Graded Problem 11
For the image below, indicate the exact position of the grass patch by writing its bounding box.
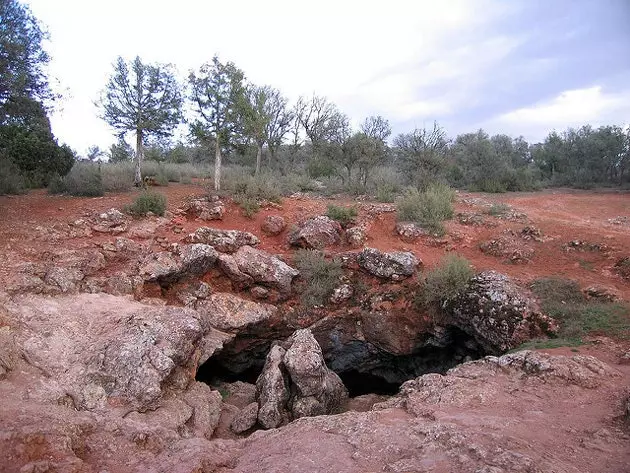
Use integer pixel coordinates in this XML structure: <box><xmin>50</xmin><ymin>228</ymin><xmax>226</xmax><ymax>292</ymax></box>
<box><xmin>529</xmin><ymin>277</ymin><xmax>630</xmax><ymax>343</ymax></box>
<box><xmin>125</xmin><ymin>191</ymin><xmax>167</xmax><ymax>216</ymax></box>
<box><xmin>420</xmin><ymin>254</ymin><xmax>474</xmax><ymax>309</ymax></box>
<box><xmin>293</xmin><ymin>249</ymin><xmax>343</xmax><ymax>307</ymax></box>
<box><xmin>233</xmin><ymin>193</ymin><xmax>260</xmax><ymax>218</ymax></box>
<box><xmin>397</xmin><ymin>183</ymin><xmax>455</xmax><ymax>236</ymax></box>
<box><xmin>325</xmin><ymin>204</ymin><xmax>357</xmax><ymax>227</ymax></box>
<box><xmin>509</xmin><ymin>338</ymin><xmax>583</xmax><ymax>352</ymax></box>
<box><xmin>485</xmin><ymin>202</ymin><xmax>511</xmax><ymax>217</ymax></box>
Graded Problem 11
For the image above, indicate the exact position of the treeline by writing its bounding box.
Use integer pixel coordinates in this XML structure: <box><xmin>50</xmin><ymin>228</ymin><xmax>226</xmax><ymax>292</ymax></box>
<box><xmin>1</xmin><ymin>0</ymin><xmax>629</xmax><ymax>196</ymax></box>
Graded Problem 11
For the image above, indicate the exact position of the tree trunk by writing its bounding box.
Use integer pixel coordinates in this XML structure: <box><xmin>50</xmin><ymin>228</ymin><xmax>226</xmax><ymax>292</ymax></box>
<box><xmin>134</xmin><ymin>130</ymin><xmax>143</xmax><ymax>186</ymax></box>
<box><xmin>214</xmin><ymin>137</ymin><xmax>222</xmax><ymax>191</ymax></box>
<box><xmin>255</xmin><ymin>143</ymin><xmax>263</xmax><ymax>176</ymax></box>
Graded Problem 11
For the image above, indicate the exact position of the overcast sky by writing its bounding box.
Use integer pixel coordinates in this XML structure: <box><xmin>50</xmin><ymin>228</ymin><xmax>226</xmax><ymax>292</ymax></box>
<box><xmin>26</xmin><ymin>0</ymin><xmax>630</xmax><ymax>156</ymax></box>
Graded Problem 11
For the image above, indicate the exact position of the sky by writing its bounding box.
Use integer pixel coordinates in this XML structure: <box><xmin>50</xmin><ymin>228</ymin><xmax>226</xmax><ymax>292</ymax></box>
<box><xmin>25</xmin><ymin>0</ymin><xmax>630</xmax><ymax>157</ymax></box>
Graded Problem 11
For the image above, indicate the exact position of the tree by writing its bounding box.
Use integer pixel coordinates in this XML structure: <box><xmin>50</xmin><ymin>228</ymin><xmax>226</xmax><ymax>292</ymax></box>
<box><xmin>98</xmin><ymin>56</ymin><xmax>183</xmax><ymax>186</ymax></box>
<box><xmin>189</xmin><ymin>56</ymin><xmax>246</xmax><ymax>190</ymax></box>
<box><xmin>393</xmin><ymin>122</ymin><xmax>449</xmax><ymax>188</ymax></box>
<box><xmin>86</xmin><ymin>145</ymin><xmax>105</xmax><ymax>162</ymax></box>
<box><xmin>360</xmin><ymin>115</ymin><xmax>391</xmax><ymax>143</ymax></box>
<box><xmin>108</xmin><ymin>138</ymin><xmax>133</xmax><ymax>163</ymax></box>
<box><xmin>341</xmin><ymin>132</ymin><xmax>386</xmax><ymax>186</ymax></box>
<box><xmin>295</xmin><ymin>94</ymin><xmax>350</xmax><ymax>148</ymax></box>
<box><xmin>264</xmin><ymin>88</ymin><xmax>293</xmax><ymax>168</ymax></box>
<box><xmin>0</xmin><ymin>0</ymin><xmax>54</xmax><ymax>119</ymax></box>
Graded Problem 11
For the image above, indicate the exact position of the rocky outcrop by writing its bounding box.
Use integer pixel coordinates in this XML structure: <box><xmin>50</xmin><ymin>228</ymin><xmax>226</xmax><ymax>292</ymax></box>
<box><xmin>256</xmin><ymin>329</ymin><xmax>348</xmax><ymax>429</ymax></box>
<box><xmin>346</xmin><ymin>226</ymin><xmax>367</xmax><ymax>248</ymax></box>
<box><xmin>444</xmin><ymin>271</ymin><xmax>557</xmax><ymax>353</ymax></box>
<box><xmin>92</xmin><ymin>208</ymin><xmax>129</xmax><ymax>234</ymax></box>
<box><xmin>395</xmin><ymin>222</ymin><xmax>427</xmax><ymax>242</ymax></box>
<box><xmin>261</xmin><ymin>215</ymin><xmax>287</xmax><ymax>236</ymax></box>
<box><xmin>357</xmin><ymin>247</ymin><xmax>420</xmax><ymax>280</ymax></box>
<box><xmin>232</xmin><ymin>245</ymin><xmax>299</xmax><ymax>295</ymax></box>
<box><xmin>139</xmin><ymin>243</ymin><xmax>218</xmax><ymax>284</ymax></box>
<box><xmin>289</xmin><ymin>216</ymin><xmax>342</xmax><ymax>249</ymax></box>
<box><xmin>186</xmin><ymin>227</ymin><xmax>260</xmax><ymax>253</ymax></box>
<box><xmin>179</xmin><ymin>197</ymin><xmax>225</xmax><ymax>221</ymax></box>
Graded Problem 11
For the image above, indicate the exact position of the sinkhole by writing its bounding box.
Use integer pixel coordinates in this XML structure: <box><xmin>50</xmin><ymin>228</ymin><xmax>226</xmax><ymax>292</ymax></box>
<box><xmin>195</xmin><ymin>327</ymin><xmax>485</xmax><ymax>399</ymax></box>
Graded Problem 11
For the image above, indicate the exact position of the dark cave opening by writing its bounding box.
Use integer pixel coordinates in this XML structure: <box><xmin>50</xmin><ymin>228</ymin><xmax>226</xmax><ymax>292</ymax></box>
<box><xmin>196</xmin><ymin>356</ymin><xmax>263</xmax><ymax>385</ymax></box>
<box><xmin>338</xmin><ymin>370</ymin><xmax>401</xmax><ymax>397</ymax></box>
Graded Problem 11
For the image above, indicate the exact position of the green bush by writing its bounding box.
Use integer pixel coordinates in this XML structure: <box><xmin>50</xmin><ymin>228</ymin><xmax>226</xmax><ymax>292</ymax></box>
<box><xmin>307</xmin><ymin>156</ymin><xmax>338</xmax><ymax>179</ymax></box>
<box><xmin>325</xmin><ymin>204</ymin><xmax>357</xmax><ymax>227</ymax></box>
<box><xmin>397</xmin><ymin>183</ymin><xmax>455</xmax><ymax>235</ymax></box>
<box><xmin>61</xmin><ymin>163</ymin><xmax>104</xmax><ymax>197</ymax></box>
<box><xmin>47</xmin><ymin>173</ymin><xmax>66</xmax><ymax>194</ymax></box>
<box><xmin>232</xmin><ymin>193</ymin><xmax>260</xmax><ymax>218</ymax></box>
<box><xmin>485</xmin><ymin>203</ymin><xmax>511</xmax><ymax>217</ymax></box>
<box><xmin>294</xmin><ymin>249</ymin><xmax>343</xmax><ymax>307</ymax></box>
<box><xmin>125</xmin><ymin>191</ymin><xmax>167</xmax><ymax>216</ymax></box>
<box><xmin>222</xmin><ymin>172</ymin><xmax>282</xmax><ymax>203</ymax></box>
<box><xmin>101</xmin><ymin>162</ymin><xmax>134</xmax><ymax>192</ymax></box>
<box><xmin>529</xmin><ymin>277</ymin><xmax>630</xmax><ymax>342</ymax></box>
<box><xmin>421</xmin><ymin>254</ymin><xmax>474</xmax><ymax>308</ymax></box>
<box><xmin>0</xmin><ymin>158</ymin><xmax>27</xmax><ymax>195</ymax></box>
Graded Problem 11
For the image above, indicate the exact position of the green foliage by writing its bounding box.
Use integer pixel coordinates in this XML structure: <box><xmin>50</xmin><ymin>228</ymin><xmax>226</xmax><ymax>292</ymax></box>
<box><xmin>101</xmin><ymin>163</ymin><xmax>134</xmax><ymax>192</ymax></box>
<box><xmin>397</xmin><ymin>183</ymin><xmax>455</xmax><ymax>235</ymax></box>
<box><xmin>530</xmin><ymin>278</ymin><xmax>630</xmax><ymax>342</ymax></box>
<box><xmin>232</xmin><ymin>193</ymin><xmax>260</xmax><ymax>218</ymax></box>
<box><xmin>46</xmin><ymin>173</ymin><xmax>65</xmax><ymax>194</ymax></box>
<box><xmin>307</xmin><ymin>156</ymin><xmax>338</xmax><ymax>179</ymax></box>
<box><xmin>485</xmin><ymin>202</ymin><xmax>511</xmax><ymax>217</ymax></box>
<box><xmin>325</xmin><ymin>204</ymin><xmax>357</xmax><ymax>227</ymax></box>
<box><xmin>58</xmin><ymin>163</ymin><xmax>104</xmax><ymax>197</ymax></box>
<box><xmin>125</xmin><ymin>191</ymin><xmax>167</xmax><ymax>216</ymax></box>
<box><xmin>293</xmin><ymin>250</ymin><xmax>343</xmax><ymax>307</ymax></box>
<box><xmin>222</xmin><ymin>171</ymin><xmax>282</xmax><ymax>203</ymax></box>
<box><xmin>421</xmin><ymin>254</ymin><xmax>474</xmax><ymax>307</ymax></box>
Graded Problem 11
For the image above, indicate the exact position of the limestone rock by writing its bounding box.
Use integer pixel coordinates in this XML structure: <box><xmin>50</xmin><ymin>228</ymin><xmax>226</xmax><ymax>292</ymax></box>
<box><xmin>346</xmin><ymin>226</ymin><xmax>367</xmax><ymax>248</ymax></box>
<box><xmin>232</xmin><ymin>245</ymin><xmax>299</xmax><ymax>295</ymax></box>
<box><xmin>261</xmin><ymin>215</ymin><xmax>287</xmax><ymax>236</ymax></box>
<box><xmin>395</xmin><ymin>222</ymin><xmax>427</xmax><ymax>242</ymax></box>
<box><xmin>217</xmin><ymin>253</ymin><xmax>254</xmax><ymax>289</ymax></box>
<box><xmin>139</xmin><ymin>244</ymin><xmax>217</xmax><ymax>284</ymax></box>
<box><xmin>289</xmin><ymin>216</ymin><xmax>342</xmax><ymax>249</ymax></box>
<box><xmin>445</xmin><ymin>271</ymin><xmax>558</xmax><ymax>354</ymax></box>
<box><xmin>180</xmin><ymin>198</ymin><xmax>225</xmax><ymax>221</ymax></box>
<box><xmin>330</xmin><ymin>284</ymin><xmax>353</xmax><ymax>304</ymax></box>
<box><xmin>256</xmin><ymin>345</ymin><xmax>290</xmax><ymax>429</ymax></box>
<box><xmin>186</xmin><ymin>227</ymin><xmax>259</xmax><ymax>253</ymax></box>
<box><xmin>230</xmin><ymin>402</ymin><xmax>259</xmax><ymax>434</ymax></box>
<box><xmin>357</xmin><ymin>247</ymin><xmax>420</xmax><ymax>280</ymax></box>
<box><xmin>196</xmin><ymin>292</ymin><xmax>277</xmax><ymax>333</ymax></box>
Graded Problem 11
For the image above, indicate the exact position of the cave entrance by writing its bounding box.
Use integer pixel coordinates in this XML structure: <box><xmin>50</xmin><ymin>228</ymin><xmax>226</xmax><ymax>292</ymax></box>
<box><xmin>338</xmin><ymin>370</ymin><xmax>401</xmax><ymax>397</ymax></box>
<box><xmin>196</xmin><ymin>356</ymin><xmax>263</xmax><ymax>386</ymax></box>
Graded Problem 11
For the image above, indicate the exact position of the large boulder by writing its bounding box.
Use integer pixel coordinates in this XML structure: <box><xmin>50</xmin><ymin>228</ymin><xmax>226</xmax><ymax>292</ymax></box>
<box><xmin>179</xmin><ymin>197</ymin><xmax>225</xmax><ymax>221</ymax></box>
<box><xmin>289</xmin><ymin>216</ymin><xmax>342</xmax><ymax>249</ymax></box>
<box><xmin>357</xmin><ymin>247</ymin><xmax>420</xmax><ymax>280</ymax></box>
<box><xmin>186</xmin><ymin>227</ymin><xmax>259</xmax><ymax>253</ymax></box>
<box><xmin>139</xmin><ymin>243</ymin><xmax>218</xmax><ymax>284</ymax></box>
<box><xmin>256</xmin><ymin>329</ymin><xmax>348</xmax><ymax>429</ymax></box>
<box><xmin>232</xmin><ymin>245</ymin><xmax>299</xmax><ymax>295</ymax></box>
<box><xmin>195</xmin><ymin>292</ymin><xmax>277</xmax><ymax>333</ymax></box>
<box><xmin>261</xmin><ymin>215</ymin><xmax>287</xmax><ymax>236</ymax></box>
<box><xmin>444</xmin><ymin>271</ymin><xmax>557</xmax><ymax>353</ymax></box>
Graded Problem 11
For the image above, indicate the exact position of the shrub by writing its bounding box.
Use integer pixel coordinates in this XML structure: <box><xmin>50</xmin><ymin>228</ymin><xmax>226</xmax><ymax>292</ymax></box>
<box><xmin>233</xmin><ymin>193</ymin><xmax>260</xmax><ymax>218</ymax></box>
<box><xmin>485</xmin><ymin>203</ymin><xmax>510</xmax><ymax>217</ymax></box>
<box><xmin>62</xmin><ymin>163</ymin><xmax>104</xmax><ymax>197</ymax></box>
<box><xmin>530</xmin><ymin>277</ymin><xmax>630</xmax><ymax>342</ymax></box>
<box><xmin>0</xmin><ymin>158</ymin><xmax>27</xmax><ymax>195</ymax></box>
<box><xmin>397</xmin><ymin>183</ymin><xmax>455</xmax><ymax>235</ymax></box>
<box><xmin>47</xmin><ymin>173</ymin><xmax>66</xmax><ymax>194</ymax></box>
<box><xmin>101</xmin><ymin>162</ymin><xmax>134</xmax><ymax>192</ymax></box>
<box><xmin>325</xmin><ymin>204</ymin><xmax>357</xmax><ymax>227</ymax></box>
<box><xmin>125</xmin><ymin>191</ymin><xmax>167</xmax><ymax>216</ymax></box>
<box><xmin>222</xmin><ymin>172</ymin><xmax>282</xmax><ymax>203</ymax></box>
<box><xmin>293</xmin><ymin>249</ymin><xmax>343</xmax><ymax>307</ymax></box>
<box><xmin>307</xmin><ymin>156</ymin><xmax>337</xmax><ymax>179</ymax></box>
<box><xmin>421</xmin><ymin>254</ymin><xmax>474</xmax><ymax>308</ymax></box>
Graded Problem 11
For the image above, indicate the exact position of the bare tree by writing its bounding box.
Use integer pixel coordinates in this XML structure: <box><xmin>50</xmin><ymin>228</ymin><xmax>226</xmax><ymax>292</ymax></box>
<box><xmin>360</xmin><ymin>115</ymin><xmax>392</xmax><ymax>143</ymax></box>
<box><xmin>295</xmin><ymin>94</ymin><xmax>350</xmax><ymax>148</ymax></box>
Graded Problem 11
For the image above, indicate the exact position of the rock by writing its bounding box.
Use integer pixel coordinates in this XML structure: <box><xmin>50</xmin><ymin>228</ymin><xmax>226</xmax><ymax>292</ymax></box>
<box><xmin>196</xmin><ymin>293</ymin><xmax>277</xmax><ymax>332</ymax></box>
<box><xmin>261</xmin><ymin>215</ymin><xmax>287</xmax><ymax>236</ymax></box>
<box><xmin>479</xmin><ymin>236</ymin><xmax>534</xmax><ymax>263</ymax></box>
<box><xmin>256</xmin><ymin>330</ymin><xmax>348</xmax><ymax>429</ymax></box>
<box><xmin>289</xmin><ymin>216</ymin><xmax>342</xmax><ymax>249</ymax></box>
<box><xmin>230</xmin><ymin>402</ymin><xmax>259</xmax><ymax>434</ymax></box>
<box><xmin>583</xmin><ymin>285</ymin><xmax>619</xmax><ymax>302</ymax></box>
<box><xmin>251</xmin><ymin>286</ymin><xmax>269</xmax><ymax>299</ymax></box>
<box><xmin>330</xmin><ymin>284</ymin><xmax>353</xmax><ymax>304</ymax></box>
<box><xmin>395</xmin><ymin>222</ymin><xmax>427</xmax><ymax>242</ymax></box>
<box><xmin>614</xmin><ymin>257</ymin><xmax>630</xmax><ymax>280</ymax></box>
<box><xmin>217</xmin><ymin>253</ymin><xmax>254</xmax><ymax>289</ymax></box>
<box><xmin>181</xmin><ymin>382</ymin><xmax>223</xmax><ymax>439</ymax></box>
<box><xmin>520</xmin><ymin>226</ymin><xmax>543</xmax><ymax>241</ymax></box>
<box><xmin>43</xmin><ymin>267</ymin><xmax>84</xmax><ymax>293</ymax></box>
<box><xmin>92</xmin><ymin>208</ymin><xmax>129</xmax><ymax>234</ymax></box>
<box><xmin>282</xmin><ymin>329</ymin><xmax>348</xmax><ymax>419</ymax></box>
<box><xmin>186</xmin><ymin>227</ymin><xmax>260</xmax><ymax>253</ymax></box>
<box><xmin>357</xmin><ymin>247</ymin><xmax>420</xmax><ymax>280</ymax></box>
<box><xmin>139</xmin><ymin>244</ymin><xmax>218</xmax><ymax>284</ymax></box>
<box><xmin>180</xmin><ymin>198</ymin><xmax>225</xmax><ymax>221</ymax></box>
<box><xmin>445</xmin><ymin>271</ymin><xmax>558</xmax><ymax>353</ymax></box>
<box><xmin>0</xmin><ymin>327</ymin><xmax>19</xmax><ymax>380</ymax></box>
<box><xmin>232</xmin><ymin>246</ymin><xmax>299</xmax><ymax>295</ymax></box>
<box><xmin>346</xmin><ymin>226</ymin><xmax>367</xmax><ymax>248</ymax></box>
<box><xmin>256</xmin><ymin>345</ymin><xmax>290</xmax><ymax>429</ymax></box>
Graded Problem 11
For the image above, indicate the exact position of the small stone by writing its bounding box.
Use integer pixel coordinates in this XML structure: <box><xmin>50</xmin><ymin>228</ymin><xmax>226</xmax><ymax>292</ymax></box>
<box><xmin>230</xmin><ymin>402</ymin><xmax>259</xmax><ymax>434</ymax></box>
<box><xmin>330</xmin><ymin>284</ymin><xmax>353</xmax><ymax>304</ymax></box>
<box><xmin>251</xmin><ymin>286</ymin><xmax>269</xmax><ymax>299</ymax></box>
